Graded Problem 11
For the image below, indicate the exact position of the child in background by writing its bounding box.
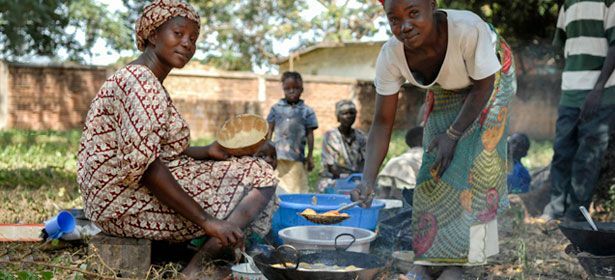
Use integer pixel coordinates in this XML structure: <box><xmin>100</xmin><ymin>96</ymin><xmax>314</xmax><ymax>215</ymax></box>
<box><xmin>267</xmin><ymin>71</ymin><xmax>318</xmax><ymax>193</ymax></box>
<box><xmin>507</xmin><ymin>133</ymin><xmax>531</xmax><ymax>194</ymax></box>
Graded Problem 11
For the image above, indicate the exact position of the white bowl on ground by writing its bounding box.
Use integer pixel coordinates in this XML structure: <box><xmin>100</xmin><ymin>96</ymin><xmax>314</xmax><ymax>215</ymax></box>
<box><xmin>230</xmin><ymin>263</ymin><xmax>266</xmax><ymax>280</ymax></box>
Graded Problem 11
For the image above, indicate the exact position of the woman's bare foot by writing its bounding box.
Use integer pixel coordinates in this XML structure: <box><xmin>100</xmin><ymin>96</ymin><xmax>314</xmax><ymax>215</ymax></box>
<box><xmin>182</xmin><ymin>238</ymin><xmax>224</xmax><ymax>278</ymax></box>
<box><xmin>437</xmin><ymin>266</ymin><xmax>463</xmax><ymax>280</ymax></box>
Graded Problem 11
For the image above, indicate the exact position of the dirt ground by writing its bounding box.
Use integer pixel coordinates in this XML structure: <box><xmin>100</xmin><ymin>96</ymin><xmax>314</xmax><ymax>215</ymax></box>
<box><xmin>0</xmin><ymin>200</ymin><xmax>589</xmax><ymax>280</ymax></box>
<box><xmin>461</xmin><ymin>203</ymin><xmax>587</xmax><ymax>279</ymax></box>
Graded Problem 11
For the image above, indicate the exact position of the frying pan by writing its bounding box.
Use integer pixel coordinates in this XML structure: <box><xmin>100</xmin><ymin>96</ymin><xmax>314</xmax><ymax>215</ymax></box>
<box><xmin>253</xmin><ymin>234</ymin><xmax>387</xmax><ymax>280</ymax></box>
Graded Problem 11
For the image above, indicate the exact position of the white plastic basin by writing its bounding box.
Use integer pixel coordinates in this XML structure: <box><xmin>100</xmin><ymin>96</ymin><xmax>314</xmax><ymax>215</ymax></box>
<box><xmin>278</xmin><ymin>225</ymin><xmax>377</xmax><ymax>253</ymax></box>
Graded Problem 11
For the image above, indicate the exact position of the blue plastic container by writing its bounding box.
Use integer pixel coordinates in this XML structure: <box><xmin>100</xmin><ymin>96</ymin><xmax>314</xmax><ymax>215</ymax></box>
<box><xmin>333</xmin><ymin>173</ymin><xmax>362</xmax><ymax>195</ymax></box>
<box><xmin>271</xmin><ymin>194</ymin><xmax>384</xmax><ymax>244</ymax></box>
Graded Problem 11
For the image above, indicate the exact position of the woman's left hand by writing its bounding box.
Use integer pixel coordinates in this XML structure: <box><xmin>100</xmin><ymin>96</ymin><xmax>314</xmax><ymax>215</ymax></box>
<box><xmin>428</xmin><ymin>133</ymin><xmax>458</xmax><ymax>179</ymax></box>
<box><xmin>206</xmin><ymin>142</ymin><xmax>230</xmax><ymax>161</ymax></box>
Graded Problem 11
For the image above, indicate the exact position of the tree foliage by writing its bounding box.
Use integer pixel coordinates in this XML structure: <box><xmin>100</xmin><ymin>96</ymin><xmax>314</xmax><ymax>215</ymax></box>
<box><xmin>308</xmin><ymin>0</ymin><xmax>383</xmax><ymax>43</ymax></box>
<box><xmin>118</xmin><ymin>0</ymin><xmax>384</xmax><ymax>71</ymax></box>
<box><xmin>438</xmin><ymin>0</ymin><xmax>561</xmax><ymax>45</ymax></box>
<box><xmin>1</xmin><ymin>0</ymin><xmax>563</xmax><ymax>69</ymax></box>
<box><xmin>0</xmin><ymin>0</ymin><xmax>72</xmax><ymax>59</ymax></box>
<box><xmin>0</xmin><ymin>0</ymin><xmax>132</xmax><ymax>62</ymax></box>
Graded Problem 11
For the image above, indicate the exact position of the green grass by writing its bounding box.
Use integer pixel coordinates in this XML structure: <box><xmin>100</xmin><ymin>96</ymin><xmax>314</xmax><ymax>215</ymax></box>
<box><xmin>0</xmin><ymin>130</ymin><xmax>82</xmax><ymax>224</ymax></box>
<box><xmin>0</xmin><ymin>129</ymin><xmax>554</xmax><ymax>224</ymax></box>
<box><xmin>0</xmin><ymin>129</ymin><xmax>571</xmax><ymax>279</ymax></box>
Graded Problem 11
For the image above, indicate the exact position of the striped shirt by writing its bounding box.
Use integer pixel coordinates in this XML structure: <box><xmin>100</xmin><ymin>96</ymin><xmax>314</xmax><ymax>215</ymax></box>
<box><xmin>554</xmin><ymin>0</ymin><xmax>615</xmax><ymax>107</ymax></box>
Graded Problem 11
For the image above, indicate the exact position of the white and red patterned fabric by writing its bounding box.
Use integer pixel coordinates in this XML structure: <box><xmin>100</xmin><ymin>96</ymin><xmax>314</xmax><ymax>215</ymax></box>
<box><xmin>77</xmin><ymin>64</ymin><xmax>277</xmax><ymax>241</ymax></box>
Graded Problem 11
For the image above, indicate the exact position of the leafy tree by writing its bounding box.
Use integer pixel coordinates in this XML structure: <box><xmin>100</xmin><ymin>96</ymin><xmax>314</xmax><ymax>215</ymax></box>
<box><xmin>306</xmin><ymin>0</ymin><xmax>383</xmax><ymax>43</ymax></box>
<box><xmin>120</xmin><ymin>0</ymin><xmax>309</xmax><ymax>71</ymax></box>
<box><xmin>1</xmin><ymin>0</ymin><xmax>563</xmax><ymax>70</ymax></box>
<box><xmin>0</xmin><ymin>0</ymin><xmax>132</xmax><ymax>62</ymax></box>
<box><xmin>0</xmin><ymin>0</ymin><xmax>73</xmax><ymax>59</ymax></box>
<box><xmin>122</xmin><ymin>0</ymin><xmax>384</xmax><ymax>71</ymax></box>
<box><xmin>438</xmin><ymin>0</ymin><xmax>561</xmax><ymax>45</ymax></box>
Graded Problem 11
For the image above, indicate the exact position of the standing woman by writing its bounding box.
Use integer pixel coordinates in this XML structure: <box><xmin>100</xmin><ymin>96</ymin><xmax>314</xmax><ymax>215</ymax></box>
<box><xmin>351</xmin><ymin>0</ymin><xmax>516</xmax><ymax>279</ymax></box>
<box><xmin>77</xmin><ymin>0</ymin><xmax>277</xmax><ymax>276</ymax></box>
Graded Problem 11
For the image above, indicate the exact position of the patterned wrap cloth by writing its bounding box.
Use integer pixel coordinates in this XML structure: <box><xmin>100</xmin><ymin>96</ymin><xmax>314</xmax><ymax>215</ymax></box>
<box><xmin>78</xmin><ymin>65</ymin><xmax>278</xmax><ymax>241</ymax></box>
<box><xmin>318</xmin><ymin>128</ymin><xmax>367</xmax><ymax>192</ymax></box>
<box><xmin>135</xmin><ymin>0</ymin><xmax>200</xmax><ymax>51</ymax></box>
<box><xmin>412</xmin><ymin>31</ymin><xmax>516</xmax><ymax>264</ymax></box>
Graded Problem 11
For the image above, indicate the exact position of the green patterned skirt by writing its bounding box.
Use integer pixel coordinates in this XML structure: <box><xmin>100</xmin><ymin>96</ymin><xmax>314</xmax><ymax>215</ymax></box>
<box><xmin>412</xmin><ymin>34</ymin><xmax>516</xmax><ymax>265</ymax></box>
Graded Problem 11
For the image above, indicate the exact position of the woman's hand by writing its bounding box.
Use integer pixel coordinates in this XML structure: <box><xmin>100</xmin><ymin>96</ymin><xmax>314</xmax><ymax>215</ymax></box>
<box><xmin>350</xmin><ymin>181</ymin><xmax>374</xmax><ymax>208</ymax></box>
<box><xmin>201</xmin><ymin>218</ymin><xmax>244</xmax><ymax>248</ymax></box>
<box><xmin>205</xmin><ymin>142</ymin><xmax>229</xmax><ymax>161</ymax></box>
<box><xmin>182</xmin><ymin>142</ymin><xmax>229</xmax><ymax>161</ymax></box>
<box><xmin>428</xmin><ymin>133</ymin><xmax>458</xmax><ymax>179</ymax></box>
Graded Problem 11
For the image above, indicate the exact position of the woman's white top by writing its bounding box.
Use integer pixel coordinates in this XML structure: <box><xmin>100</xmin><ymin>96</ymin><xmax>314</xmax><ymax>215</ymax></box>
<box><xmin>375</xmin><ymin>9</ymin><xmax>501</xmax><ymax>95</ymax></box>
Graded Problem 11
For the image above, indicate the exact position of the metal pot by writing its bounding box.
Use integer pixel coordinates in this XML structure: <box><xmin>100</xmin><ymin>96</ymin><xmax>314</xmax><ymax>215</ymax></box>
<box><xmin>253</xmin><ymin>234</ymin><xmax>387</xmax><ymax>280</ymax></box>
<box><xmin>559</xmin><ymin>221</ymin><xmax>615</xmax><ymax>256</ymax></box>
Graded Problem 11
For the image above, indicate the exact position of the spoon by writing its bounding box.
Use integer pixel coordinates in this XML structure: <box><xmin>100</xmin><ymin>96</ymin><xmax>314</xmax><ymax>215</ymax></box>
<box><xmin>579</xmin><ymin>206</ymin><xmax>598</xmax><ymax>231</ymax></box>
<box><xmin>300</xmin><ymin>193</ymin><xmax>375</xmax><ymax>225</ymax></box>
<box><xmin>336</xmin><ymin>192</ymin><xmax>376</xmax><ymax>212</ymax></box>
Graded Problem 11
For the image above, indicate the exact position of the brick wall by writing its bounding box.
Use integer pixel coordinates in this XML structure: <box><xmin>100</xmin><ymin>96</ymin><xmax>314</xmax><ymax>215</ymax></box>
<box><xmin>3</xmin><ymin>63</ymin><xmax>110</xmax><ymax>130</ymax></box>
<box><xmin>164</xmin><ymin>70</ymin><xmax>364</xmax><ymax>137</ymax></box>
<box><xmin>0</xmin><ymin>60</ymin><xmax>561</xmax><ymax>140</ymax></box>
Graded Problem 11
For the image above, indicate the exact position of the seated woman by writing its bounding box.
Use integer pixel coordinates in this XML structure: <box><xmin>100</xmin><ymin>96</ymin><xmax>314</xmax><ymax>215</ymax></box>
<box><xmin>318</xmin><ymin>100</ymin><xmax>367</xmax><ymax>192</ymax></box>
<box><xmin>76</xmin><ymin>0</ymin><xmax>276</xmax><ymax>275</ymax></box>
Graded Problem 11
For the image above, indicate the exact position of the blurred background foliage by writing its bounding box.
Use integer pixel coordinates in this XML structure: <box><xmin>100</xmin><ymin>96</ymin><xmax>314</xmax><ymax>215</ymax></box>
<box><xmin>1</xmin><ymin>0</ymin><xmax>562</xmax><ymax>70</ymax></box>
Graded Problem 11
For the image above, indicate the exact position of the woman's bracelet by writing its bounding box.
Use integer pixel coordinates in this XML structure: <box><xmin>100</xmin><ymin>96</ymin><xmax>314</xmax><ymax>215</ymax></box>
<box><xmin>448</xmin><ymin>126</ymin><xmax>463</xmax><ymax>136</ymax></box>
<box><xmin>446</xmin><ymin>126</ymin><xmax>462</xmax><ymax>141</ymax></box>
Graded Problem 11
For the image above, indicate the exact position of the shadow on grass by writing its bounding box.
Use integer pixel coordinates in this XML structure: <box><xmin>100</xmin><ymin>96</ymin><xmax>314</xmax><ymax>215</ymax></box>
<box><xmin>0</xmin><ymin>166</ymin><xmax>77</xmax><ymax>189</ymax></box>
<box><xmin>0</xmin><ymin>167</ymin><xmax>80</xmax><ymax>224</ymax></box>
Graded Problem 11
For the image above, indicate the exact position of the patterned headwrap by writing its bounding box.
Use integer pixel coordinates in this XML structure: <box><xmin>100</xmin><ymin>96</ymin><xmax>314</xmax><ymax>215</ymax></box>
<box><xmin>135</xmin><ymin>0</ymin><xmax>200</xmax><ymax>51</ymax></box>
<box><xmin>335</xmin><ymin>100</ymin><xmax>356</xmax><ymax>115</ymax></box>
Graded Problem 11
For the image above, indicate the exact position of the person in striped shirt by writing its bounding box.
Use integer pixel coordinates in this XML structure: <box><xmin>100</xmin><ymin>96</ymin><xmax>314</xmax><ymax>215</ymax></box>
<box><xmin>541</xmin><ymin>0</ymin><xmax>615</xmax><ymax>222</ymax></box>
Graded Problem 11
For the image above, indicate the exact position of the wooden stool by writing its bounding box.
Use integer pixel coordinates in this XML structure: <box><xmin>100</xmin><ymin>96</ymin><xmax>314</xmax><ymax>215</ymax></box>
<box><xmin>88</xmin><ymin>234</ymin><xmax>151</xmax><ymax>278</ymax></box>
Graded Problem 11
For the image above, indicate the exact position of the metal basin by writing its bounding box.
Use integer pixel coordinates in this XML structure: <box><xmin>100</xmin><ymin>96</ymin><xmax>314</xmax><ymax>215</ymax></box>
<box><xmin>559</xmin><ymin>221</ymin><xmax>615</xmax><ymax>256</ymax></box>
<box><xmin>253</xmin><ymin>248</ymin><xmax>387</xmax><ymax>280</ymax></box>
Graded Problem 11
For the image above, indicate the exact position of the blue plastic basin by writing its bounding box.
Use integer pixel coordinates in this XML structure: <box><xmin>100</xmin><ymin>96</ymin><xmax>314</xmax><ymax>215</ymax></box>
<box><xmin>271</xmin><ymin>194</ymin><xmax>384</xmax><ymax>244</ymax></box>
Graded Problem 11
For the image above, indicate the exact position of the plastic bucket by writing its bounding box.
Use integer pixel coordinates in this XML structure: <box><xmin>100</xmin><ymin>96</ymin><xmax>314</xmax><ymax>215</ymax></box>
<box><xmin>278</xmin><ymin>226</ymin><xmax>377</xmax><ymax>253</ymax></box>
<box><xmin>333</xmin><ymin>173</ymin><xmax>362</xmax><ymax>195</ymax></box>
<box><xmin>271</xmin><ymin>194</ymin><xmax>384</xmax><ymax>245</ymax></box>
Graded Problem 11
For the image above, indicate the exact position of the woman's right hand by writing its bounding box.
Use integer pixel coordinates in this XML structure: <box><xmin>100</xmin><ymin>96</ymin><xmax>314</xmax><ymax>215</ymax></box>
<box><xmin>202</xmin><ymin>218</ymin><xmax>244</xmax><ymax>248</ymax></box>
<box><xmin>350</xmin><ymin>181</ymin><xmax>374</xmax><ymax>208</ymax></box>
